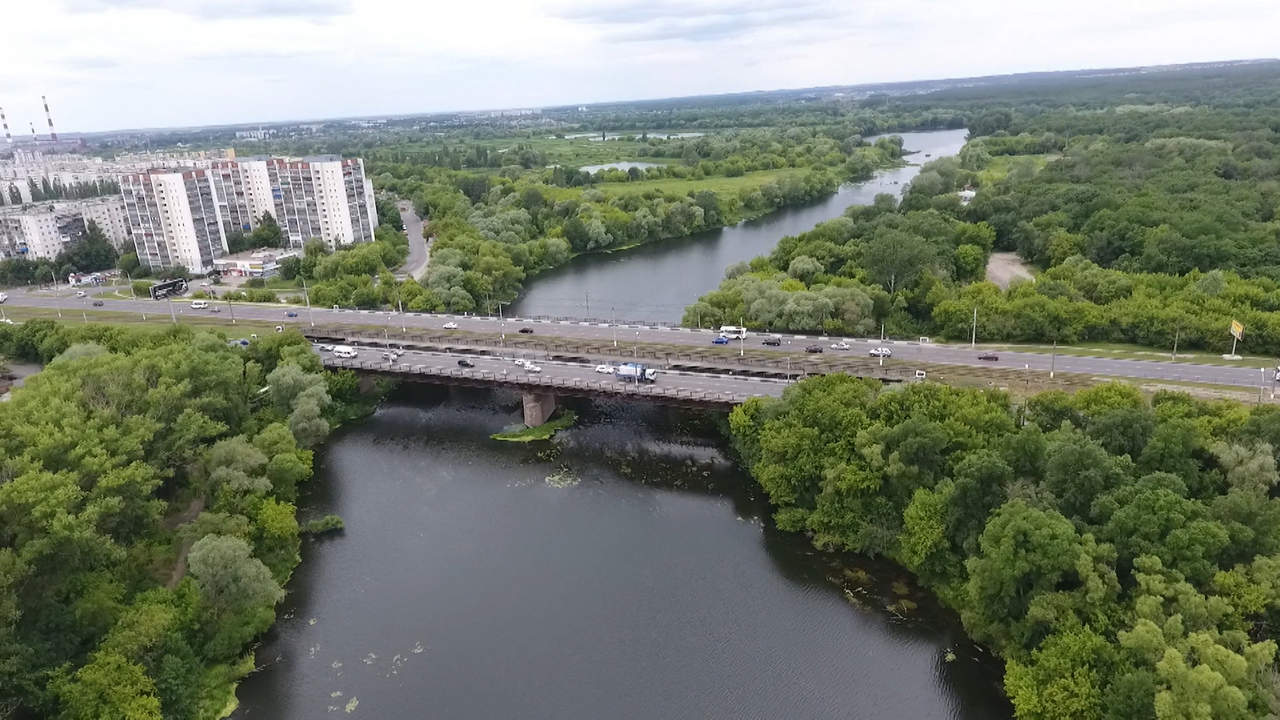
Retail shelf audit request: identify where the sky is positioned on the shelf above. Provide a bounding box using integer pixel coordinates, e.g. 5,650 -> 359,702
2,0 -> 1278,133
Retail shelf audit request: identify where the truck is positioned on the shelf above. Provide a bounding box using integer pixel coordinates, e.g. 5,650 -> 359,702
615,362 -> 657,383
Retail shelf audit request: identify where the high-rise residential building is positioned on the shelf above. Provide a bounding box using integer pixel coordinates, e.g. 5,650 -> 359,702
209,159 -> 275,233
0,197 -> 132,259
121,169 -> 227,273
265,156 -> 377,249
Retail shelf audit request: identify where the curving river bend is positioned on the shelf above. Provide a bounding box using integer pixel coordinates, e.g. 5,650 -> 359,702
510,128 -> 969,322
233,128 -> 1009,718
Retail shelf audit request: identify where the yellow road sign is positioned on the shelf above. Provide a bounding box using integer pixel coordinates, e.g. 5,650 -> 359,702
1230,320 -> 1244,340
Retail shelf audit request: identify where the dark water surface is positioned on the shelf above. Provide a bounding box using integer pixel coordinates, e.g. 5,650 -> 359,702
234,387 -> 1010,719
510,129 -> 969,322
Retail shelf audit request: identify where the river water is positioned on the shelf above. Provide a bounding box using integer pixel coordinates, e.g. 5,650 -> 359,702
233,388 -> 1010,719
510,128 -> 969,323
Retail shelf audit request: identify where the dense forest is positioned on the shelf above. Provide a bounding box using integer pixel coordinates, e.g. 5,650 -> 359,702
732,377 -> 1280,717
684,63 -> 1280,354
0,321 -> 372,718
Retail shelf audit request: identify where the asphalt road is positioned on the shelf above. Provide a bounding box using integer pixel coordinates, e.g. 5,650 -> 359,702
5,286 -> 1277,392
395,201 -> 430,281
318,344 -> 789,403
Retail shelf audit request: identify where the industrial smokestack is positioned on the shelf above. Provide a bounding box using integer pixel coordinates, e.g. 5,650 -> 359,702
42,95 -> 57,141
0,107 -> 11,144
30,122 -> 37,143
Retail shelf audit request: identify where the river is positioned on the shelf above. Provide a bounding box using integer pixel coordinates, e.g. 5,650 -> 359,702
509,128 -> 969,323
233,387 -> 1010,719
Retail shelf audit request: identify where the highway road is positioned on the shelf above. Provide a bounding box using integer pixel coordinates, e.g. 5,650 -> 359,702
317,343 -> 790,404
5,286 -> 1277,392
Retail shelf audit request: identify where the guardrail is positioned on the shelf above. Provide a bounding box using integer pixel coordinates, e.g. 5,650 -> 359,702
322,356 -> 767,406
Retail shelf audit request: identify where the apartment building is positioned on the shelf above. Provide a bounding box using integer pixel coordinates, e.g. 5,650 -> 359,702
209,159 -> 275,233
121,169 -> 227,273
0,196 -> 132,259
265,156 -> 377,249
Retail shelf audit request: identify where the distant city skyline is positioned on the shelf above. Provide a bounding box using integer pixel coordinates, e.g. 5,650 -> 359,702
3,0 -> 1279,134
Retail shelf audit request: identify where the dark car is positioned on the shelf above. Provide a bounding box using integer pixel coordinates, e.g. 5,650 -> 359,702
285,311 -> 299,318
977,352 -> 999,361
762,336 -> 782,346
804,345 -> 823,353
457,359 -> 475,368
92,300 -> 104,307
518,327 -> 534,334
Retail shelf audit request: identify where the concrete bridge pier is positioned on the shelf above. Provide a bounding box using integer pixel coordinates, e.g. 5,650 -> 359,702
522,391 -> 557,427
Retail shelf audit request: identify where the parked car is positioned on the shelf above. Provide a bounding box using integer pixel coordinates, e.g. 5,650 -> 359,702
92,300 -> 104,307
977,352 -> 1000,361
285,311 -> 298,318
830,341 -> 851,350
869,347 -> 893,358
712,336 -> 730,345
518,327 -> 534,334
443,321 -> 458,329
805,345 -> 823,353
595,364 -> 615,374
457,359 -> 475,368
762,336 -> 782,346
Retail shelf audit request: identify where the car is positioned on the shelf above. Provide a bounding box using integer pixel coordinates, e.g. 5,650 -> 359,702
830,341 -> 851,350
318,344 -> 335,352
0,318 -> 15,325
75,290 -> 86,297
443,321 -> 458,329
514,358 -> 529,367
525,364 -> 542,373
805,345 -> 823,353
210,306 -> 221,313
869,347 -> 893,358
0,292 -> 8,303
977,352 -> 1000,361
595,364 -> 615,374
91,300 -> 104,307
712,336 -> 730,345
190,300 -> 208,310
285,311 -> 298,318
518,327 -> 534,334
457,359 -> 475,368
762,336 -> 782,346
381,351 -> 396,360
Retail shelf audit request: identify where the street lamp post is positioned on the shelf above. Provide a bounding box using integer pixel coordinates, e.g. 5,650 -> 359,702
612,306 -> 617,348
301,276 -> 314,328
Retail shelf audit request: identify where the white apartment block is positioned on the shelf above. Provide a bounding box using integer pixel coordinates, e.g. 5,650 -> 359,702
210,159 -> 275,233
121,169 -> 228,273
265,156 -> 377,249
0,197 -> 132,260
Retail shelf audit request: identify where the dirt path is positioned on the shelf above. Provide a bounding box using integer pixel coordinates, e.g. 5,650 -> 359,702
166,497 -> 205,588
985,252 -> 1035,289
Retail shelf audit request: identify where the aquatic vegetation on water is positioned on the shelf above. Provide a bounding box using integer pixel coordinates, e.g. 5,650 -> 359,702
545,467 -> 581,488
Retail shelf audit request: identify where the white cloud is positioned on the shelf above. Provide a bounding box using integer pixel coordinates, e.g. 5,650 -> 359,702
0,0 -> 1275,132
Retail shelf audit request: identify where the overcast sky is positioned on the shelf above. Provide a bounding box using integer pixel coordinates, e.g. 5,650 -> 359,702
2,0 -> 1278,133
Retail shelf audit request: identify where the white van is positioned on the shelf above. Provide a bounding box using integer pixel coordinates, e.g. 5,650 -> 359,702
190,300 -> 209,310
719,325 -> 747,339
332,345 -> 358,359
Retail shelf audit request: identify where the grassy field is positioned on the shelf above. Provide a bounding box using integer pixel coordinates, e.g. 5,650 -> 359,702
596,169 -> 805,198
976,153 -> 1058,185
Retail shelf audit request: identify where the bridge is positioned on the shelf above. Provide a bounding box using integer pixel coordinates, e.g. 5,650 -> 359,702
317,342 -> 801,425
5,287 -> 1277,398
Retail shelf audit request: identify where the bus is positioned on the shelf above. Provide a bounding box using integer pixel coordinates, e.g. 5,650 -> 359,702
148,278 -> 188,300
718,325 -> 747,339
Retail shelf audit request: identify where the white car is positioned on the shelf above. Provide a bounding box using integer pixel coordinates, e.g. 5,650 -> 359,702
317,344 -> 335,352
0,292 -> 8,303
595,364 -> 615,374
514,358 -> 529,367
869,347 -> 893,358
830,341 -> 852,350
525,365 -> 543,374
443,321 -> 458,329
75,290 -> 86,297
